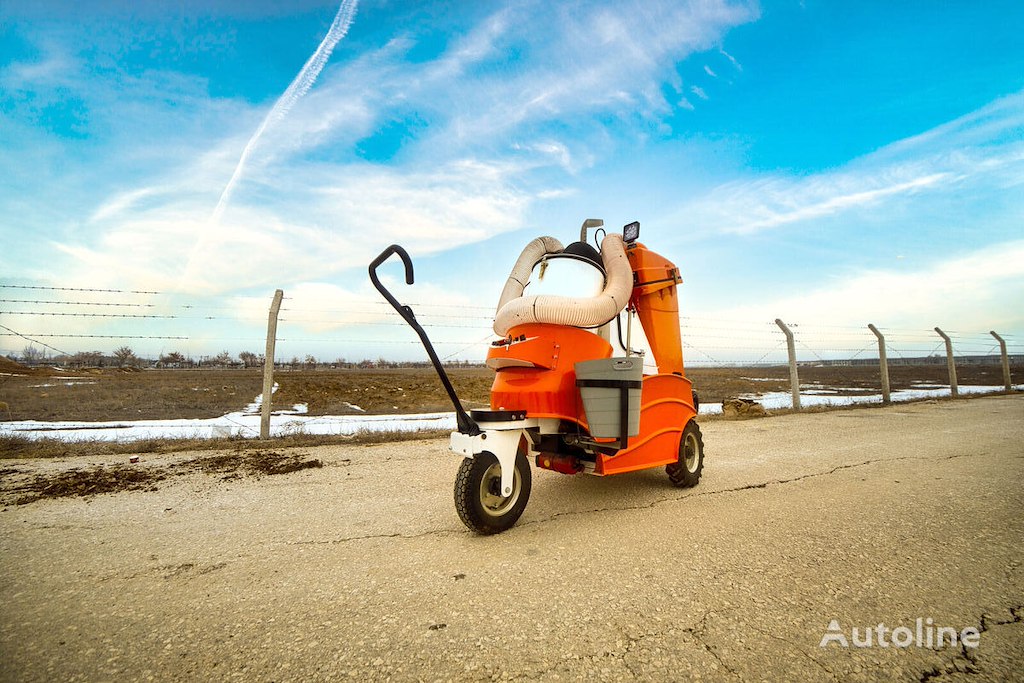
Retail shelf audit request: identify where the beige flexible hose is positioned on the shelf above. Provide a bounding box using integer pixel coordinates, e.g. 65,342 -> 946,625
494,236 -> 564,314
493,233 -> 632,336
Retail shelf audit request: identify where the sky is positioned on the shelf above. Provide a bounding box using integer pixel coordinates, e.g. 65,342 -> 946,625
1,0 -> 1022,365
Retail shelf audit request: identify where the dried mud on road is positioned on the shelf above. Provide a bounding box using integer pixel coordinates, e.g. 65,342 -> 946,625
0,451 -> 323,506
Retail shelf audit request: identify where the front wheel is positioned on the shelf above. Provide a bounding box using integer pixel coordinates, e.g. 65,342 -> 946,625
666,420 -> 704,488
454,450 -> 532,535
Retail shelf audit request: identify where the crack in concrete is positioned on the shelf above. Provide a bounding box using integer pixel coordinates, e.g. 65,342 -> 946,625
520,452 -> 980,529
589,626 -> 659,679
272,452 -> 984,545
680,610 -> 742,679
617,617 -> 697,678
744,622 -> 839,681
570,610 -> 744,679
281,527 -> 459,546
918,604 -> 1024,682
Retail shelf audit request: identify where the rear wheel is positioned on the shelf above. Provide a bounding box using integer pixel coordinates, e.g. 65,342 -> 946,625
454,450 -> 532,534
666,420 -> 704,488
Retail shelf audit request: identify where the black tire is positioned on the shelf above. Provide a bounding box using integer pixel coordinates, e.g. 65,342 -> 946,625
454,450 -> 532,535
666,420 -> 704,488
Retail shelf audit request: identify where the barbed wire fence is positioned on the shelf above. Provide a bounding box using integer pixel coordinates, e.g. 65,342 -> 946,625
2,282 -> 1021,380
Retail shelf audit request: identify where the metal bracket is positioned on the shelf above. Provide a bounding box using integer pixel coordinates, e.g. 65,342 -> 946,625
450,427 -> 530,497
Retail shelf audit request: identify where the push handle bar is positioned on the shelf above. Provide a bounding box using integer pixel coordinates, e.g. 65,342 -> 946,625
369,244 -> 417,326
368,245 -> 481,436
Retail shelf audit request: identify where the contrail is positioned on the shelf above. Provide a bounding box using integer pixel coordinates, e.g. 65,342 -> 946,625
211,0 -> 359,223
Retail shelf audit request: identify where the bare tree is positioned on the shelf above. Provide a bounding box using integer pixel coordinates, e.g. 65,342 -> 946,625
113,346 -> 137,367
305,354 -> 317,369
213,351 -> 233,366
160,351 -> 187,367
72,351 -> 104,368
239,351 -> 259,368
21,345 -> 43,364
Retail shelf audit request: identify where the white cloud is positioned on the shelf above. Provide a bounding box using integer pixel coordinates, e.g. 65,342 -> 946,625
511,140 -> 577,172
719,172 -> 952,234
397,1 -> 758,145
88,188 -> 163,223
707,239 -> 1024,334
23,0 -> 760,299
211,0 -> 360,223
677,92 -> 1024,236
57,152 -> 533,297
704,65 -> 717,77
690,85 -> 708,100
719,46 -> 742,71
0,47 -> 76,90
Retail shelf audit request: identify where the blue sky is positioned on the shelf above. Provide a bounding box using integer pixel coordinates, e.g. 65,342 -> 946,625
1,0 -> 1022,363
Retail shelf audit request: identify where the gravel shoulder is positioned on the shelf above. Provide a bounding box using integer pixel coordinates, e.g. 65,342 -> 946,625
1,395 -> 1022,682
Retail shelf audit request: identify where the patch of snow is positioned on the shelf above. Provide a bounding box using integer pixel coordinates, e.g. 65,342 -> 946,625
343,402 -> 366,413
698,384 -> 1022,415
0,409 -> 457,443
2,385 -> 1019,442
242,382 -> 279,414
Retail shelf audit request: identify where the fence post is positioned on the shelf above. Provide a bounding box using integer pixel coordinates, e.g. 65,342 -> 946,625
775,318 -> 801,410
867,324 -> 891,404
934,327 -> 958,398
990,330 -> 1012,391
260,289 -> 284,439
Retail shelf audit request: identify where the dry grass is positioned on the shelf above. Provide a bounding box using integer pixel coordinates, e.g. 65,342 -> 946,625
0,366 -> 494,422
688,363 -> 1016,403
272,367 -> 493,415
0,367 -> 262,421
0,429 -> 451,460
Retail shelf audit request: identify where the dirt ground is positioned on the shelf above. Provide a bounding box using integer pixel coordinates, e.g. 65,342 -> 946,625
1,358 -> 1018,423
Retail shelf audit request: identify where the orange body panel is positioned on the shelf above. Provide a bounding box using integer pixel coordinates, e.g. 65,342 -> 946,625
488,323 -> 612,421
626,242 -> 684,375
596,373 -> 695,475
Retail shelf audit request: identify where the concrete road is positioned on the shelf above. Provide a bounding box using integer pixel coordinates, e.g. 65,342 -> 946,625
1,395 -> 1022,682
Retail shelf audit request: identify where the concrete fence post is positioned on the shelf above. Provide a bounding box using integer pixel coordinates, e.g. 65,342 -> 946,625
934,327 -> 958,398
775,318 -> 801,410
990,330 -> 1012,392
260,289 -> 284,439
868,324 -> 891,404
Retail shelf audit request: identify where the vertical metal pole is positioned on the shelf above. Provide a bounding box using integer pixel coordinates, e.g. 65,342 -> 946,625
934,327 -> 958,398
261,289 -> 284,439
625,310 -> 633,357
868,324 -> 891,404
775,318 -> 801,410
990,330 -> 1012,392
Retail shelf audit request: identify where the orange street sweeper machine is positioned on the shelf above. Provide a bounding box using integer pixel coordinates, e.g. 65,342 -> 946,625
369,219 -> 703,534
